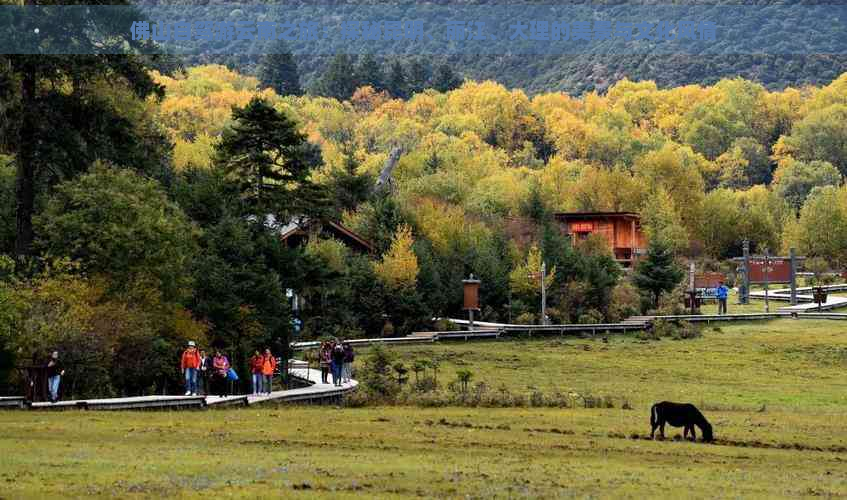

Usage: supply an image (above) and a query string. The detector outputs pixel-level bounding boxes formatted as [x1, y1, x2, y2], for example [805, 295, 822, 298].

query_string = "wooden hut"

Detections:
[554, 212, 646, 267]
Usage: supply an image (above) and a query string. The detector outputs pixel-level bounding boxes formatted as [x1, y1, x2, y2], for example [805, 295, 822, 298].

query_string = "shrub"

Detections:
[515, 312, 537, 325]
[608, 281, 642, 322]
[359, 344, 400, 401]
[675, 321, 702, 340]
[455, 369, 473, 393]
[577, 309, 604, 325]
[651, 318, 678, 338]
[414, 375, 438, 392]
[530, 390, 545, 407]
[656, 283, 687, 316]
[392, 362, 409, 385]
[343, 389, 369, 407]
[433, 318, 458, 331]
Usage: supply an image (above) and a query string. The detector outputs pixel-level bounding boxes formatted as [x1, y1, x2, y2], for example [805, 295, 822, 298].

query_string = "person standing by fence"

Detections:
[716, 281, 729, 315]
[45, 351, 64, 403]
[250, 350, 263, 395]
[319, 342, 331, 384]
[262, 348, 276, 395]
[331, 342, 345, 387]
[180, 341, 201, 396]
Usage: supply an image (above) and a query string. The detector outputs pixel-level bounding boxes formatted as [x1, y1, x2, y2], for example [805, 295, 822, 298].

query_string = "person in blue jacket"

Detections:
[716, 281, 729, 315]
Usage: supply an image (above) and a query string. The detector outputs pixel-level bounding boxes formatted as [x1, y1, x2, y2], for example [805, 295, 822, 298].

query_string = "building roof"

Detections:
[554, 212, 641, 220]
[274, 215, 374, 253]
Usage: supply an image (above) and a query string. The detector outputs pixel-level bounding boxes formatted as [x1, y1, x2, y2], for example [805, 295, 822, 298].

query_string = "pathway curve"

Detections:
[23, 361, 357, 411]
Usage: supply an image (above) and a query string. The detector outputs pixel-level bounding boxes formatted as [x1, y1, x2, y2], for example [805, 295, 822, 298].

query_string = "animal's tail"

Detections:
[650, 403, 657, 428]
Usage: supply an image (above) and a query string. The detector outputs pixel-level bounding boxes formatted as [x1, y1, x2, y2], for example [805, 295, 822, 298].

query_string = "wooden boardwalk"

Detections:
[15, 362, 356, 411]
[748, 283, 847, 312]
[13, 303, 847, 410]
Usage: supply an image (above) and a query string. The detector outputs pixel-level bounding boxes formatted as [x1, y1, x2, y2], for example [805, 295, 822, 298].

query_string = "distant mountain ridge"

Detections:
[143, 0, 847, 93]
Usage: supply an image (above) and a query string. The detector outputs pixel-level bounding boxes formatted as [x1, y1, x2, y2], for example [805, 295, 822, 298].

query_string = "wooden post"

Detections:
[463, 275, 481, 332]
[764, 248, 770, 313]
[541, 261, 547, 326]
[631, 218, 637, 265]
[741, 239, 750, 305]
[688, 261, 697, 314]
[789, 247, 798, 306]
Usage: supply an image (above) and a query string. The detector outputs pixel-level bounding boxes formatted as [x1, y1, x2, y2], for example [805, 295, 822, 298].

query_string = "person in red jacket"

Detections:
[180, 341, 201, 396]
[261, 348, 277, 395]
[250, 350, 264, 395]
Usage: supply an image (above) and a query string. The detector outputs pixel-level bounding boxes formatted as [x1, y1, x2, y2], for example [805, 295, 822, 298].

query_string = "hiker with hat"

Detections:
[180, 341, 201, 396]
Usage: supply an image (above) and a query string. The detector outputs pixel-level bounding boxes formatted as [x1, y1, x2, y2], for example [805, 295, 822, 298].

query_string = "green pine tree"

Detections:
[355, 54, 385, 91]
[632, 240, 684, 309]
[406, 58, 431, 96]
[386, 60, 408, 99]
[327, 153, 374, 215]
[432, 63, 462, 93]
[214, 97, 326, 219]
[257, 40, 302, 96]
[315, 54, 359, 101]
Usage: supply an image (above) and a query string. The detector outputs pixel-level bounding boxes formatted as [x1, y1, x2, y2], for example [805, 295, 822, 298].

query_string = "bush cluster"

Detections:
[638, 319, 702, 341]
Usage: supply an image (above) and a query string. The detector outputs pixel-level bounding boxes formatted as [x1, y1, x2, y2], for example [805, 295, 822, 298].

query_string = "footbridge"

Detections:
[11, 361, 356, 411]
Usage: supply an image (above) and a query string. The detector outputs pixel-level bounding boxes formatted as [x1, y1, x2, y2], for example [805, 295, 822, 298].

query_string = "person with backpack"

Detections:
[261, 348, 277, 395]
[180, 341, 201, 396]
[342, 342, 355, 383]
[331, 341, 345, 387]
[250, 350, 264, 395]
[212, 350, 231, 397]
[45, 351, 64, 403]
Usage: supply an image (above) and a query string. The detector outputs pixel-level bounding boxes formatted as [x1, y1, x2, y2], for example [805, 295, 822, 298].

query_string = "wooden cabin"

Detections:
[554, 212, 646, 267]
[277, 217, 374, 254]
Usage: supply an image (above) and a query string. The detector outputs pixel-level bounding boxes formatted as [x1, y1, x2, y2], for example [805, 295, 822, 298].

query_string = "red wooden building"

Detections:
[554, 212, 647, 267]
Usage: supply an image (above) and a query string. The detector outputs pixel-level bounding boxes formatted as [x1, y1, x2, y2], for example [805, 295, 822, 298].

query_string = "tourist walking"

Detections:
[716, 281, 729, 315]
[262, 348, 276, 395]
[45, 351, 64, 403]
[250, 350, 263, 395]
[180, 341, 201, 396]
[342, 342, 354, 383]
[319, 342, 331, 384]
[198, 349, 210, 395]
[331, 341, 345, 387]
[212, 350, 231, 397]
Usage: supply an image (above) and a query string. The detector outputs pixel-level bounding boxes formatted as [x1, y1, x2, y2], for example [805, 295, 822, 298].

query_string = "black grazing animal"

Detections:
[650, 401, 714, 442]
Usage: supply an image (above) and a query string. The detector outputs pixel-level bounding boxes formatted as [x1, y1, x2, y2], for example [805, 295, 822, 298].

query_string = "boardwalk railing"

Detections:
[12, 359, 357, 411]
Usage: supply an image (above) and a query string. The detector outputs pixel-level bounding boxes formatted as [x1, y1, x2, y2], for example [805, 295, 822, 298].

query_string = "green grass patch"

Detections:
[358, 319, 847, 411]
[4, 319, 847, 498]
[2, 405, 846, 498]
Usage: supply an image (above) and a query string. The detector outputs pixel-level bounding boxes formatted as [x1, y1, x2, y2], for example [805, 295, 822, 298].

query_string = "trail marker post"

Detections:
[462, 274, 481, 331]
[789, 247, 798, 306]
[741, 239, 750, 305]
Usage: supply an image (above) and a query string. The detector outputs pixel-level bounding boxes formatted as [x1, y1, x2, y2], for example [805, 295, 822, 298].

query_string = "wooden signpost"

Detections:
[733, 243, 803, 307]
[462, 275, 481, 330]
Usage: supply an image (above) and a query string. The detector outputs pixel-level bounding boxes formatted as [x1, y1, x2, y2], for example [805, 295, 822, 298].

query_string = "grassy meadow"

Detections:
[3, 319, 847, 498]
[364, 319, 847, 411]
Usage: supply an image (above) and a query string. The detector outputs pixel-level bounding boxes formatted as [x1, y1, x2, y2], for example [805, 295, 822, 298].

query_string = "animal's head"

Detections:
[701, 422, 714, 442]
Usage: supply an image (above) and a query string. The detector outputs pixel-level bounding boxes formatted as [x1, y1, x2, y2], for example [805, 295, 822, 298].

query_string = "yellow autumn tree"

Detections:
[509, 244, 556, 297]
[373, 224, 419, 290]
